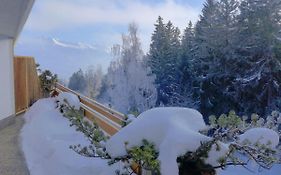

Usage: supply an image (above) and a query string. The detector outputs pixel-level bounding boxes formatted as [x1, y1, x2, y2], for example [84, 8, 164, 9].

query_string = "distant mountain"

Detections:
[15, 37, 111, 80]
[52, 38, 97, 50]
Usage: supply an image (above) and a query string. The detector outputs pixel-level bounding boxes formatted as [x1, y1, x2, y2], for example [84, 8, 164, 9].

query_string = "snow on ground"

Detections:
[21, 98, 118, 175]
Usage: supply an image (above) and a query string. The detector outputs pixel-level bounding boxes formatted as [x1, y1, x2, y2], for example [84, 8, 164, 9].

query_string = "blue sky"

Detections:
[15, 0, 205, 79]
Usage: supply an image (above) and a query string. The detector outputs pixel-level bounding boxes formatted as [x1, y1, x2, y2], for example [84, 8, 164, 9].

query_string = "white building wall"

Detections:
[0, 38, 15, 120]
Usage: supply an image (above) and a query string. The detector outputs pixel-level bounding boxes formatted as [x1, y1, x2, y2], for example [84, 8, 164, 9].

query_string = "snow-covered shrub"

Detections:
[176, 140, 218, 175]
[106, 107, 231, 175]
[205, 111, 281, 170]
[56, 97, 159, 175]
[56, 97, 109, 158]
[125, 139, 160, 174]
[106, 108, 280, 175]
[55, 95, 281, 175]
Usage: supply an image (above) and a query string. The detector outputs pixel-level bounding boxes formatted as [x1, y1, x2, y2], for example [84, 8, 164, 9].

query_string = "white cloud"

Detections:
[26, 0, 201, 32]
[19, 0, 202, 63]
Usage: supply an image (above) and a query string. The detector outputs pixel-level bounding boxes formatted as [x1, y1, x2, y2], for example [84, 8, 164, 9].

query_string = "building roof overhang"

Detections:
[0, 0, 34, 39]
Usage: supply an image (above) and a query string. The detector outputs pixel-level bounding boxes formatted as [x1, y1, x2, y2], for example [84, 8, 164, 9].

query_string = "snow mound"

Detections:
[21, 98, 116, 175]
[239, 128, 279, 148]
[125, 114, 137, 125]
[20, 98, 281, 175]
[56, 92, 80, 109]
[106, 107, 228, 175]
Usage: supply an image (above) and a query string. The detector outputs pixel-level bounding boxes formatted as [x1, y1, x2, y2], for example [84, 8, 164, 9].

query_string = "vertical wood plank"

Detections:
[14, 56, 41, 113]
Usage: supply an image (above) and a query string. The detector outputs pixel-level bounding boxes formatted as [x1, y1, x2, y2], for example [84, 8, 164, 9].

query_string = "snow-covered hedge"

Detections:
[57, 94, 280, 175]
[107, 107, 228, 175]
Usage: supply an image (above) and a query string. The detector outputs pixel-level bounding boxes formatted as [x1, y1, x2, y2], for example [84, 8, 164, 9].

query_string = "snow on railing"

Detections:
[55, 83, 126, 136]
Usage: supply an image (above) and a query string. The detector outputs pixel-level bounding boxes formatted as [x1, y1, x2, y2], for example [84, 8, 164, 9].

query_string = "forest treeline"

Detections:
[68, 0, 281, 118]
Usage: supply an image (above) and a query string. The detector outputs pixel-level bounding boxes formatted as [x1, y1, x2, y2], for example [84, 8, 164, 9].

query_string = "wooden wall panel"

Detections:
[14, 56, 41, 113]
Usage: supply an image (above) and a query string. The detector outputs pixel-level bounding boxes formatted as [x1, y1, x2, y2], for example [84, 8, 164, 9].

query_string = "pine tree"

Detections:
[148, 17, 181, 106]
[194, 0, 231, 116]
[191, 0, 244, 117]
[234, 0, 281, 115]
[195, 0, 220, 75]
[178, 21, 198, 107]
[148, 16, 167, 78]
[217, 0, 239, 72]
[163, 21, 181, 105]
[68, 69, 87, 93]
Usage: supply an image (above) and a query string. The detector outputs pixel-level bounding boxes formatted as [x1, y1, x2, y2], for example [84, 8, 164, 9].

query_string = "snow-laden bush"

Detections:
[56, 95, 280, 175]
[206, 111, 281, 170]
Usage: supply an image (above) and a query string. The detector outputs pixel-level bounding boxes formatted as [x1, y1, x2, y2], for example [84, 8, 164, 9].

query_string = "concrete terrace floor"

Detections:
[0, 115, 29, 175]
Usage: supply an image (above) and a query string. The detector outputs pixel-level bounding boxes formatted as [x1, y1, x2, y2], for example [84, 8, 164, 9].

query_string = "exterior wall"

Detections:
[0, 38, 15, 120]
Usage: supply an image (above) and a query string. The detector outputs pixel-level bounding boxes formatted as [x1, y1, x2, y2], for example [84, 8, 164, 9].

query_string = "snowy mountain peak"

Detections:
[52, 38, 97, 50]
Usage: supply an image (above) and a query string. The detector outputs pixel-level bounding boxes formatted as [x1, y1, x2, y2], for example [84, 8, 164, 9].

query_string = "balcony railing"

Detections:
[55, 83, 126, 136]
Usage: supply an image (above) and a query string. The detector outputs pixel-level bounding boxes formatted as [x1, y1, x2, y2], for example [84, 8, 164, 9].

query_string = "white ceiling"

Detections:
[0, 0, 34, 39]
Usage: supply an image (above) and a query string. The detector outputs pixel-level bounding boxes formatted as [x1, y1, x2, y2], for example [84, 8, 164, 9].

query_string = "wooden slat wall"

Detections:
[14, 56, 41, 113]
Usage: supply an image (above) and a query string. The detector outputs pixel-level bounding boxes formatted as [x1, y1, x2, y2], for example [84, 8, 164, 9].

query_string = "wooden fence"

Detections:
[55, 83, 126, 136]
[14, 56, 41, 113]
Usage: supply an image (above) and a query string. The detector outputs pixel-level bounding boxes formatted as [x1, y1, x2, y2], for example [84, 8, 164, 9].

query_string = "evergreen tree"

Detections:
[193, 0, 241, 117]
[68, 69, 86, 93]
[234, 0, 281, 115]
[195, 0, 220, 76]
[217, 0, 239, 72]
[148, 17, 181, 106]
[163, 21, 182, 105]
[178, 21, 198, 107]
[148, 16, 168, 105]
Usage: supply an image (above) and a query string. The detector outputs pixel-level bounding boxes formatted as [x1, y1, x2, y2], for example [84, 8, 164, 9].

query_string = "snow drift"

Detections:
[106, 107, 229, 175]
[239, 127, 279, 148]
[20, 96, 281, 175]
[21, 98, 117, 175]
